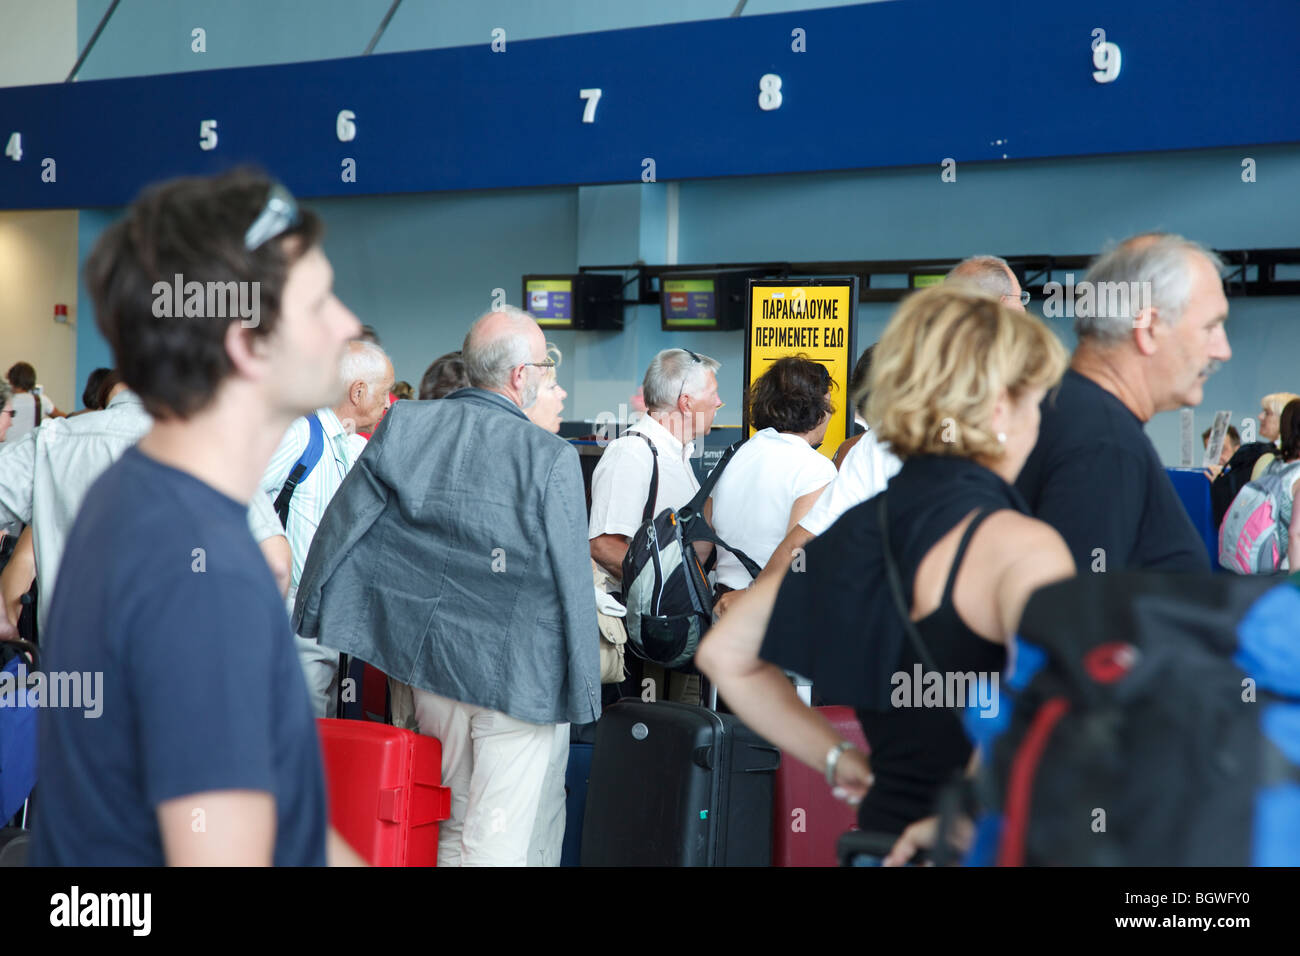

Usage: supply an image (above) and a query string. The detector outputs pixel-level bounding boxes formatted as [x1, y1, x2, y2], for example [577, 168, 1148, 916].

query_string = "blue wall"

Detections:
[72, 0, 1300, 465]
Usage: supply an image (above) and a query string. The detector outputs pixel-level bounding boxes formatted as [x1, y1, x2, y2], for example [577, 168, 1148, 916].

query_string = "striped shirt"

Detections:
[259, 407, 358, 604]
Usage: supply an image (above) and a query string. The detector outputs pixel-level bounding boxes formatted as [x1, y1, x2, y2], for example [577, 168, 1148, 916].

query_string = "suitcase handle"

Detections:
[377, 784, 451, 827]
[837, 829, 929, 866]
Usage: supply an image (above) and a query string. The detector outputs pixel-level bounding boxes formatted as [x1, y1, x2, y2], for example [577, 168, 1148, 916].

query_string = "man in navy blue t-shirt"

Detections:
[1016, 233, 1231, 573]
[31, 169, 365, 866]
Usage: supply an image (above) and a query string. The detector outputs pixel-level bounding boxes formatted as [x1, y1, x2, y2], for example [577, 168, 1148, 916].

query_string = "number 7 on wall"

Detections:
[579, 88, 602, 124]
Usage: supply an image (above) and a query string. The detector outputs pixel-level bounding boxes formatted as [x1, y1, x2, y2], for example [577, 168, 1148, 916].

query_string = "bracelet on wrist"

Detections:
[825, 740, 856, 786]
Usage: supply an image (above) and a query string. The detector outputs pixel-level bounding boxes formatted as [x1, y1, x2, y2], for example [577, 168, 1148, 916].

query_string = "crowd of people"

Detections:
[2, 165, 1286, 868]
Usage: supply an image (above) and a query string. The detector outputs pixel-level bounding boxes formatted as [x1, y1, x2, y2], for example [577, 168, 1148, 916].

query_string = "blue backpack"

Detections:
[272, 414, 325, 529]
[961, 573, 1300, 866]
[0, 640, 38, 826]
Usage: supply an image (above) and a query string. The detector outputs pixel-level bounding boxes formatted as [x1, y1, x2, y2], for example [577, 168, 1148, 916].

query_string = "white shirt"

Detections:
[4, 391, 55, 445]
[589, 413, 700, 542]
[798, 427, 902, 536]
[260, 407, 358, 601]
[710, 428, 837, 589]
[0, 390, 283, 627]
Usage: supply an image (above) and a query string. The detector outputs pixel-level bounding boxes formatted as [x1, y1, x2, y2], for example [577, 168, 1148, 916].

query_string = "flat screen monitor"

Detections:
[661, 277, 719, 329]
[521, 273, 623, 330]
[909, 272, 946, 289]
[658, 270, 759, 331]
[525, 277, 575, 328]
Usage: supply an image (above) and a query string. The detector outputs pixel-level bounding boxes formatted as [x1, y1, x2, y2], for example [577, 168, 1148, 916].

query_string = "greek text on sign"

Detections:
[746, 279, 856, 461]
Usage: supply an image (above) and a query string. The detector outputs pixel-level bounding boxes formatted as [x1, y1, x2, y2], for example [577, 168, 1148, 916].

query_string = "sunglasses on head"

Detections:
[244, 183, 302, 252]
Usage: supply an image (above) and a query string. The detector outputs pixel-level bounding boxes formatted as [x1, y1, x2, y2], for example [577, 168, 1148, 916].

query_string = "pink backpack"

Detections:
[1217, 460, 1300, 573]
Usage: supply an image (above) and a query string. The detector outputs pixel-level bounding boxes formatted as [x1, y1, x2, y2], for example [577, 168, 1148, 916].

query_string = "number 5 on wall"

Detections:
[199, 119, 218, 151]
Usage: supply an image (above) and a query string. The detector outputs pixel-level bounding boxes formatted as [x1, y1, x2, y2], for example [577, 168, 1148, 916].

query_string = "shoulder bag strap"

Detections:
[632, 432, 660, 523]
[878, 493, 940, 673]
[273, 414, 326, 529]
[878, 493, 997, 732]
[681, 438, 746, 517]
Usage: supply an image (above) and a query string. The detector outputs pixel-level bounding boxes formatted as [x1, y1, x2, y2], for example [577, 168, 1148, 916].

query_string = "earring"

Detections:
[997, 432, 1007, 444]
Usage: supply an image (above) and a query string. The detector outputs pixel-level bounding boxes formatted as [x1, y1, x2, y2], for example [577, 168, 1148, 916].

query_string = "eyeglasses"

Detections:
[244, 183, 302, 252]
[523, 359, 556, 370]
[1004, 290, 1031, 306]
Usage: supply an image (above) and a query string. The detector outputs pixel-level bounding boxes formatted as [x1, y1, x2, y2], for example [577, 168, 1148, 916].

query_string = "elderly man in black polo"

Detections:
[294, 305, 599, 867]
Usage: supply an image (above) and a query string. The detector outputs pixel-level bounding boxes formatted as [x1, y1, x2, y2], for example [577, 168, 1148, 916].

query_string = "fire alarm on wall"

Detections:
[53, 304, 68, 323]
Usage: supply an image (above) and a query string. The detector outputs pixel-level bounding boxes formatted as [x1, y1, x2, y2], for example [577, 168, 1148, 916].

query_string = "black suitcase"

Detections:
[580, 699, 780, 866]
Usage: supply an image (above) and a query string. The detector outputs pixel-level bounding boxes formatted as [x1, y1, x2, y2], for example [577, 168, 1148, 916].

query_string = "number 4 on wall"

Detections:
[5, 132, 21, 161]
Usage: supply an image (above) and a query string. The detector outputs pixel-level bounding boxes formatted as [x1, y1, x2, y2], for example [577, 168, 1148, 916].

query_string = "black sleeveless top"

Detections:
[760, 455, 1028, 834]
[855, 508, 1007, 834]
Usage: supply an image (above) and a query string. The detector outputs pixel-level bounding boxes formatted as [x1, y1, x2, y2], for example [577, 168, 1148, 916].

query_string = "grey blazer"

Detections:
[293, 389, 600, 725]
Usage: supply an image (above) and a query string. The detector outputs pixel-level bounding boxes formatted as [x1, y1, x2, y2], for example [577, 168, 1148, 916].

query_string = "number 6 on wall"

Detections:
[336, 110, 357, 142]
[579, 88, 602, 123]
[199, 119, 218, 151]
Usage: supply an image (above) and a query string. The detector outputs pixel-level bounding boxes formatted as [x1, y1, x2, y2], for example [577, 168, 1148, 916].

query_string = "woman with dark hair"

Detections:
[81, 368, 113, 410]
[707, 355, 838, 607]
[69, 368, 124, 416]
[1271, 399, 1300, 567]
[418, 351, 470, 400]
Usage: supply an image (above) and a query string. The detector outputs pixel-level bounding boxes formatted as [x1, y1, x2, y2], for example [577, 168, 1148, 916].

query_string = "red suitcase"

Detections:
[316, 718, 451, 866]
[771, 705, 870, 867]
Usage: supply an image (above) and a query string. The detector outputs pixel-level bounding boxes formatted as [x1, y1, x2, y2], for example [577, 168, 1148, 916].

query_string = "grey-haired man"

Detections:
[1016, 233, 1230, 571]
[295, 306, 599, 866]
[588, 347, 723, 703]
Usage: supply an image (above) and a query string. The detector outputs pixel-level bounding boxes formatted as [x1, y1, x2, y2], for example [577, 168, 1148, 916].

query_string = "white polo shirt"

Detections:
[588, 413, 700, 542]
[710, 428, 837, 589]
[798, 427, 902, 537]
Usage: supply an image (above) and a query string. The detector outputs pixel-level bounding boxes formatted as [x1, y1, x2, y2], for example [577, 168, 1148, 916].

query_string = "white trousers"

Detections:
[411, 687, 566, 867]
[527, 722, 570, 867]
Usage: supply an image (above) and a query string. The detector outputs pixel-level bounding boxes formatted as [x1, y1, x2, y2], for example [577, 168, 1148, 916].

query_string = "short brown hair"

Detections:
[747, 355, 834, 433]
[6, 362, 35, 392]
[419, 351, 470, 400]
[866, 285, 1067, 459]
[86, 167, 322, 420]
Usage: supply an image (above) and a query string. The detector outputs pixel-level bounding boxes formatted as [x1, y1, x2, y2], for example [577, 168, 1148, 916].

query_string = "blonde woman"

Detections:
[696, 285, 1075, 859]
[525, 343, 567, 433]
[1251, 391, 1300, 480]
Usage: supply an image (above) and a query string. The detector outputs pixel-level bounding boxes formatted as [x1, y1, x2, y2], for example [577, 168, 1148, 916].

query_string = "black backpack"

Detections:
[1211, 440, 1275, 528]
[966, 572, 1300, 866]
[620, 437, 761, 669]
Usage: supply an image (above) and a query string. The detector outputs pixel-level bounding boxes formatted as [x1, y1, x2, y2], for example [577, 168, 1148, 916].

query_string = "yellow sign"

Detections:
[745, 279, 856, 461]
